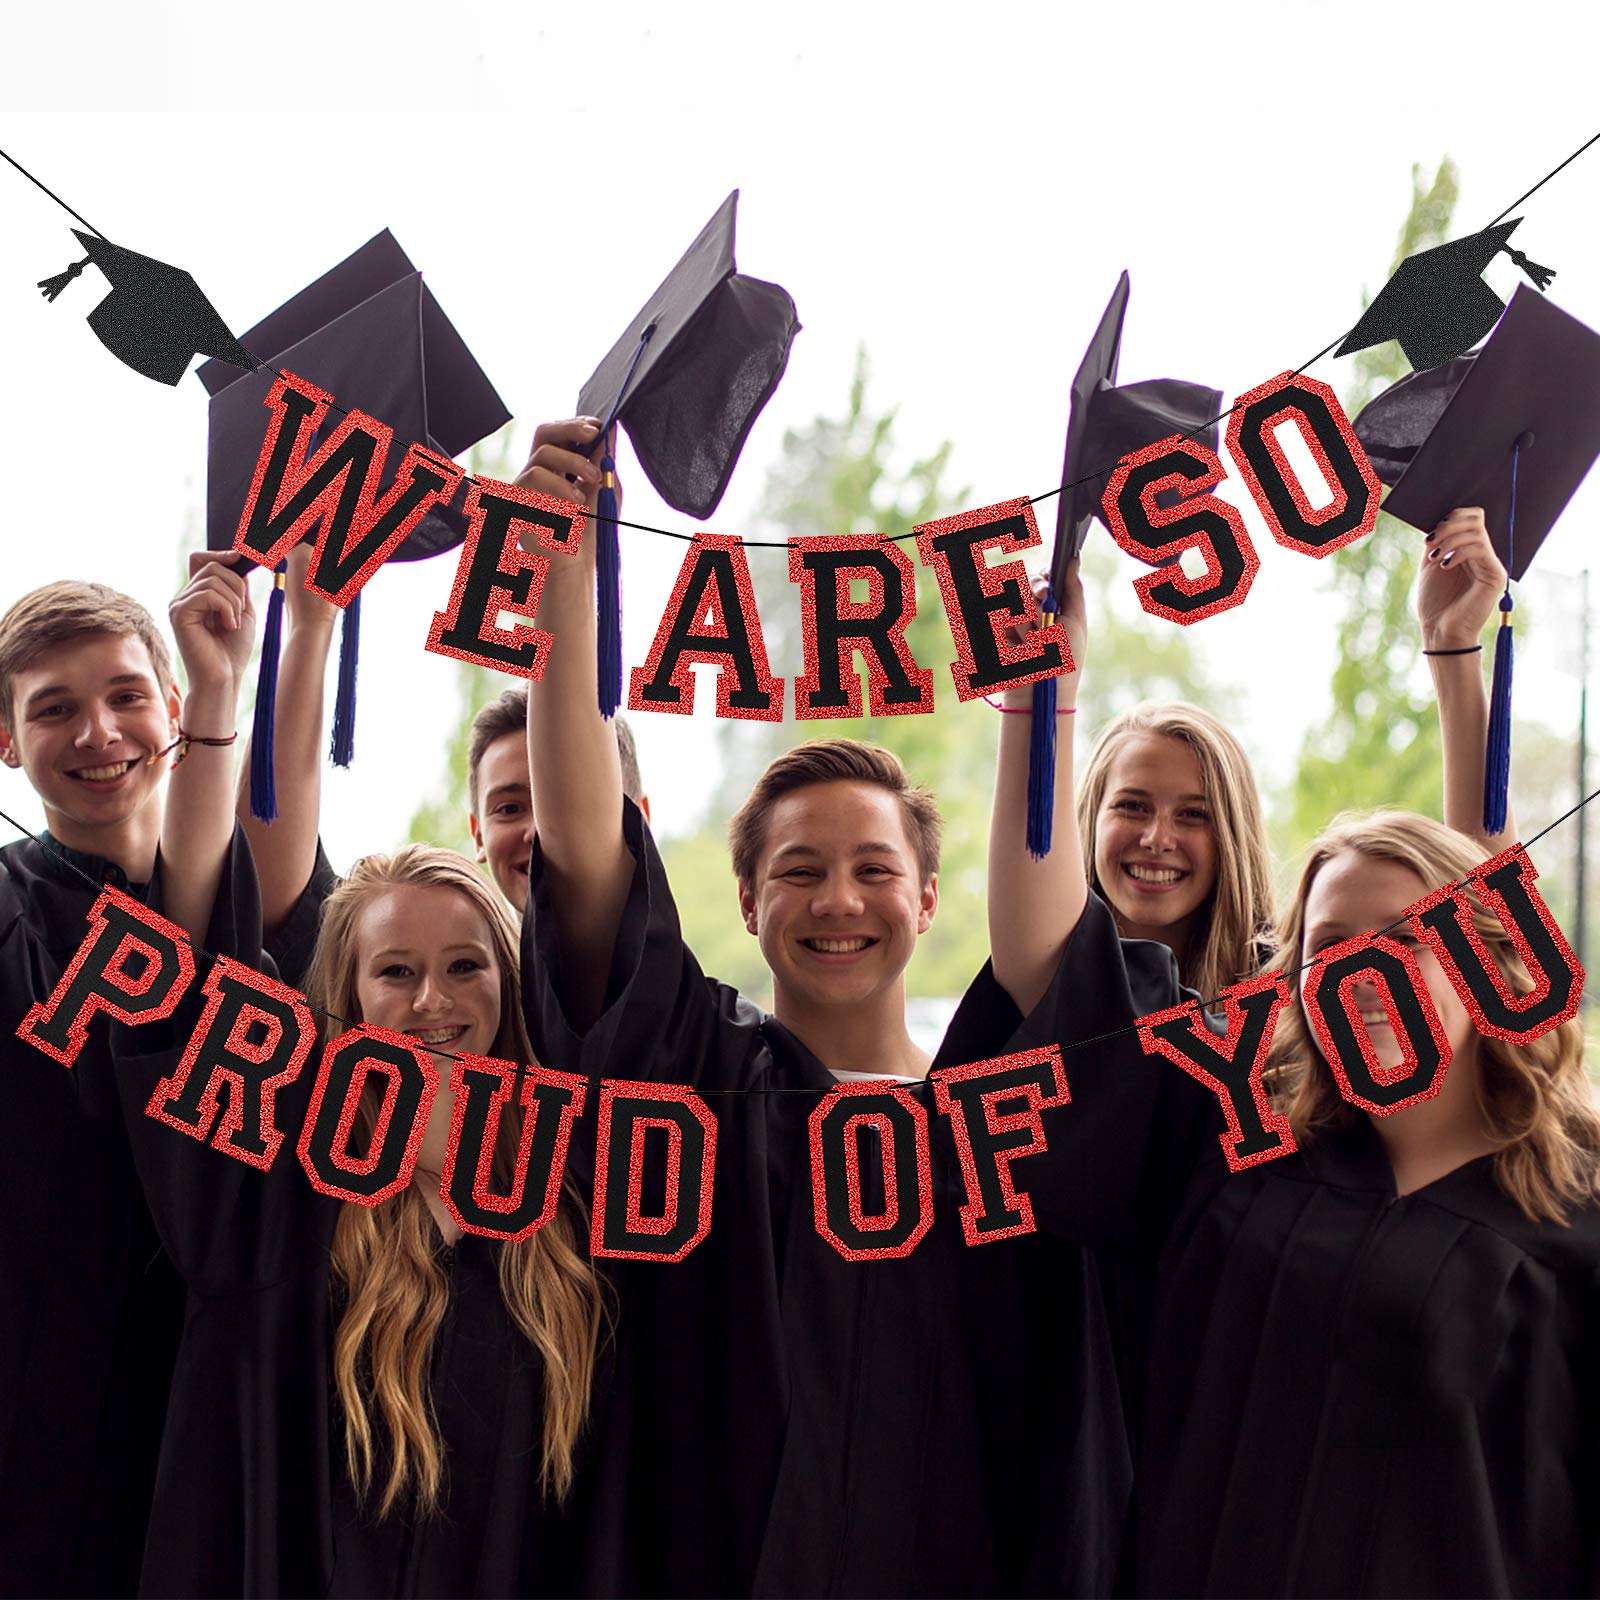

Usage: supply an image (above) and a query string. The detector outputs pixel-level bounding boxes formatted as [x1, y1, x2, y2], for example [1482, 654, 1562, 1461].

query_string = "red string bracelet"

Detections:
[147, 729, 239, 768]
[981, 695, 1076, 715]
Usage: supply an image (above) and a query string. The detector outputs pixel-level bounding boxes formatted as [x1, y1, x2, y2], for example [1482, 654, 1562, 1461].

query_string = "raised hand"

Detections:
[514, 417, 618, 554]
[1417, 507, 1506, 651]
[169, 550, 257, 700]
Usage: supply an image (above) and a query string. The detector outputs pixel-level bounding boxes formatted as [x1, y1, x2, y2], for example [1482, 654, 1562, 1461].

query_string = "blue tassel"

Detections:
[1483, 594, 1514, 835]
[596, 451, 623, 718]
[1024, 586, 1060, 860]
[1026, 672, 1057, 859]
[330, 590, 360, 767]
[249, 562, 287, 822]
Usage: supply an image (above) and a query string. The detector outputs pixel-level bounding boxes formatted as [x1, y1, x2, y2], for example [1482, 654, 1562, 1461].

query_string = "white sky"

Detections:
[4, 0, 1600, 866]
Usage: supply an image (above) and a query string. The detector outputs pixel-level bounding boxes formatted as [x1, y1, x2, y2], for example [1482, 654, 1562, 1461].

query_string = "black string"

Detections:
[0, 145, 104, 238]
[1487, 128, 1600, 227]
[6, 124, 1595, 557]
[4, 788, 1594, 1098]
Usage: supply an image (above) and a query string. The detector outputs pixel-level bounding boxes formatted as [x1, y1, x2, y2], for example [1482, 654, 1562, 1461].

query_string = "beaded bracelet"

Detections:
[148, 729, 240, 767]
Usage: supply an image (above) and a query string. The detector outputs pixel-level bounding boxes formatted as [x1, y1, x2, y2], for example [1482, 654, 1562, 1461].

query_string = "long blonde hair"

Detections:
[1076, 702, 1275, 998]
[1268, 811, 1600, 1223]
[302, 846, 605, 1517]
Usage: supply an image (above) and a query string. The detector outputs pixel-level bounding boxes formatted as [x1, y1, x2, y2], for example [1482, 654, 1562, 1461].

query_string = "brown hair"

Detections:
[303, 846, 606, 1517]
[466, 684, 643, 813]
[1268, 811, 1600, 1224]
[727, 739, 942, 889]
[0, 581, 174, 727]
[1076, 702, 1275, 998]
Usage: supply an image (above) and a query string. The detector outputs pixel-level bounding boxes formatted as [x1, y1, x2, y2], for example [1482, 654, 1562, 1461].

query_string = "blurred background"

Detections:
[3, 0, 1598, 1035]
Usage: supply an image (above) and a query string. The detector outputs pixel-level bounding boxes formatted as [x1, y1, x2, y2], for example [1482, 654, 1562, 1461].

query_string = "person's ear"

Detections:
[0, 722, 20, 771]
[165, 680, 182, 737]
[739, 881, 758, 935]
[467, 813, 488, 864]
[638, 792, 652, 827]
[917, 872, 938, 934]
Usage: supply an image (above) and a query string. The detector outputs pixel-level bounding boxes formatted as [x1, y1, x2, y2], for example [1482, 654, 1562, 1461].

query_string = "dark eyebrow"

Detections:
[24, 672, 155, 710]
[770, 841, 902, 863]
[484, 783, 531, 805]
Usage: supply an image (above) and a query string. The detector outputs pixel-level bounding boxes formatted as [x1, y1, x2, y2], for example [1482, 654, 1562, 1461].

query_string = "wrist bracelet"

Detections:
[1422, 644, 1483, 657]
[149, 729, 239, 767]
[981, 695, 1077, 715]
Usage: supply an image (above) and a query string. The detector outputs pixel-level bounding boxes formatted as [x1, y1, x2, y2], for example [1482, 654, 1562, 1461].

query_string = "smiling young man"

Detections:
[0, 572, 236, 1596]
[509, 418, 1135, 1599]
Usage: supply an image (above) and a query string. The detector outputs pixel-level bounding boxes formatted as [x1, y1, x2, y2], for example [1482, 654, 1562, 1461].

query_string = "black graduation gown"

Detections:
[111, 835, 568, 1597]
[949, 948, 1600, 1597]
[520, 797, 1134, 1598]
[261, 838, 339, 993]
[0, 834, 184, 1598]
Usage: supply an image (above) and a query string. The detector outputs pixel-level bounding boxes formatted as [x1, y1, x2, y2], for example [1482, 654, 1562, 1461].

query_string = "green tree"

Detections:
[659, 349, 1229, 1005]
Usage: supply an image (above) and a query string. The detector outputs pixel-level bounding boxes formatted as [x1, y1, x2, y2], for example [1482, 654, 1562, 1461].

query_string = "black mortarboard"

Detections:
[38, 229, 256, 386]
[1356, 286, 1600, 831]
[575, 190, 800, 715]
[1053, 271, 1223, 589]
[197, 232, 510, 819]
[1025, 273, 1222, 857]
[1335, 219, 1556, 373]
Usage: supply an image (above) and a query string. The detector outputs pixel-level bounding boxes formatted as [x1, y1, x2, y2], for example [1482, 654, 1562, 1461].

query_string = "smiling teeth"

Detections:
[805, 937, 872, 953]
[1359, 1011, 1389, 1026]
[1127, 864, 1183, 884]
[71, 761, 134, 781]
[409, 1026, 467, 1045]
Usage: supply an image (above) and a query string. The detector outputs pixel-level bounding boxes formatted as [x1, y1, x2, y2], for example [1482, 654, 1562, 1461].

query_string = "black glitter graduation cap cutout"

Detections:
[38, 229, 256, 386]
[1355, 285, 1600, 832]
[1336, 219, 1555, 373]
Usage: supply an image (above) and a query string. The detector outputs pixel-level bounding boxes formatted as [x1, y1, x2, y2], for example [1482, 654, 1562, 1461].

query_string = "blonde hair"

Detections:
[1076, 702, 1274, 997]
[1268, 811, 1600, 1224]
[302, 846, 605, 1517]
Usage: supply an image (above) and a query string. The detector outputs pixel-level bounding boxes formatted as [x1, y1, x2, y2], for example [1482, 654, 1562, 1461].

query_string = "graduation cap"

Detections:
[1025, 273, 1223, 857]
[1335, 219, 1556, 373]
[575, 190, 800, 716]
[197, 231, 510, 819]
[38, 229, 256, 386]
[1354, 285, 1600, 833]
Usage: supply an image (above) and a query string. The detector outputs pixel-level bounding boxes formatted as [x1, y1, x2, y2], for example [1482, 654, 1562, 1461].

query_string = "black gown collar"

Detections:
[38, 829, 146, 898]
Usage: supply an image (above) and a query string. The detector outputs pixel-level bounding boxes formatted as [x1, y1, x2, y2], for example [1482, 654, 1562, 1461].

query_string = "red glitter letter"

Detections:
[144, 955, 316, 1170]
[808, 1081, 934, 1260]
[931, 1046, 1070, 1245]
[1407, 844, 1583, 1044]
[1304, 934, 1453, 1116]
[1101, 436, 1259, 624]
[789, 535, 934, 719]
[1225, 371, 1380, 558]
[440, 1056, 588, 1242]
[17, 887, 195, 1067]
[628, 534, 783, 719]
[914, 499, 1073, 700]
[296, 1026, 438, 1205]
[235, 369, 463, 601]
[425, 478, 584, 678]
[591, 1080, 717, 1261]
[1135, 973, 1295, 1173]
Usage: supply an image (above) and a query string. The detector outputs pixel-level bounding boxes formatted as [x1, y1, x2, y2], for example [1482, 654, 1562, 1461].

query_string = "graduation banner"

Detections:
[15, 836, 1582, 1258]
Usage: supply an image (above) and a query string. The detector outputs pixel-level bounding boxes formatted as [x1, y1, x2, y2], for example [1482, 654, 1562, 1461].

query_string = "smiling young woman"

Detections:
[1075, 701, 1275, 998]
